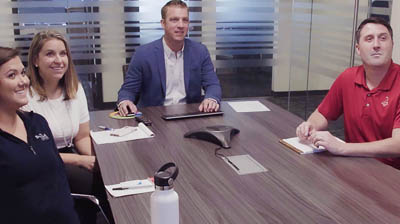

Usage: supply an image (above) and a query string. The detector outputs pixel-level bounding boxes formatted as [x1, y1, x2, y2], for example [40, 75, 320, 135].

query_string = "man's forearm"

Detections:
[307, 109, 329, 131]
[340, 129, 400, 157]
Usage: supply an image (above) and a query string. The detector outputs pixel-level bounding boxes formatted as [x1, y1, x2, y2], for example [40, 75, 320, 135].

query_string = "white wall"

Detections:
[392, 1, 400, 64]
[0, 1, 15, 47]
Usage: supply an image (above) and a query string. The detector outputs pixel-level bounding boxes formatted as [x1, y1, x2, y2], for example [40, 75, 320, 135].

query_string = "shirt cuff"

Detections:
[117, 100, 130, 108]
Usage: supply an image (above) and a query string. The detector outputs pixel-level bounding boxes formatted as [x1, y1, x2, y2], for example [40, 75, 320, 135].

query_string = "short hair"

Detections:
[356, 17, 393, 43]
[28, 30, 78, 101]
[161, 0, 188, 19]
[0, 47, 19, 67]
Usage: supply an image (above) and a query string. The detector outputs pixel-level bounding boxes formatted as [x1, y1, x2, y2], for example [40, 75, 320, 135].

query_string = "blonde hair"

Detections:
[161, 0, 188, 19]
[28, 30, 78, 101]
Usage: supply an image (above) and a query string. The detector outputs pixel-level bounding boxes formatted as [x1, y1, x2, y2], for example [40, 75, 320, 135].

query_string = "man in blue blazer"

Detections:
[118, 0, 222, 116]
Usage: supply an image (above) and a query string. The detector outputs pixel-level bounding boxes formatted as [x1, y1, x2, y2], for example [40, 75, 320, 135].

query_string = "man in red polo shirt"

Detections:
[296, 17, 400, 169]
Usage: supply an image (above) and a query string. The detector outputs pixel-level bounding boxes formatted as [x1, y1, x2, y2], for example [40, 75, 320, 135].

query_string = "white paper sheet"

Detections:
[90, 122, 154, 144]
[105, 179, 155, 197]
[227, 101, 270, 112]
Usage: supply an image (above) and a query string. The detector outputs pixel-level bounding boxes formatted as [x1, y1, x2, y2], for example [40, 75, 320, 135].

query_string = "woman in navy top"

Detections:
[0, 46, 79, 223]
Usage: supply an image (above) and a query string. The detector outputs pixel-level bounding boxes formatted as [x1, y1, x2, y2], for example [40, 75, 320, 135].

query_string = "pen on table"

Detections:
[226, 158, 240, 171]
[112, 187, 146, 191]
[98, 125, 113, 131]
[112, 187, 131, 190]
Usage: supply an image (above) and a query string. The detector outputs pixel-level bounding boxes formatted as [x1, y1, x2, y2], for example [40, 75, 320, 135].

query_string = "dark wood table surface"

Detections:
[90, 99, 400, 224]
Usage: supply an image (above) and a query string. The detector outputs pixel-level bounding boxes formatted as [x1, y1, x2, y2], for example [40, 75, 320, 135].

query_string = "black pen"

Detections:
[112, 187, 132, 190]
[226, 158, 240, 171]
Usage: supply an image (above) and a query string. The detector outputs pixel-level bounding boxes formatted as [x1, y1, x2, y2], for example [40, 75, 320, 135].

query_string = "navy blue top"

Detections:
[0, 111, 79, 224]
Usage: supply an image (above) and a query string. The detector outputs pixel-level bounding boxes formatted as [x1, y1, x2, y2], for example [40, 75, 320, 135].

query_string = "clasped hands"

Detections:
[118, 98, 220, 116]
[296, 121, 345, 155]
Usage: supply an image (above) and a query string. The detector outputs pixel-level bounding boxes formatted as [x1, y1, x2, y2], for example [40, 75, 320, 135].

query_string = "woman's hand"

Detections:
[77, 155, 96, 171]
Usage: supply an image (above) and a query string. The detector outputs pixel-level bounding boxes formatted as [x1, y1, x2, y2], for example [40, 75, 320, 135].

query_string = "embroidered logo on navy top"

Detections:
[381, 96, 389, 107]
[35, 133, 49, 141]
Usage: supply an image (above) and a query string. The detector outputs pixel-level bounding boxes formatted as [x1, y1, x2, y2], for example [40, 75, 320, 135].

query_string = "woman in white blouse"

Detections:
[23, 30, 111, 223]
[24, 29, 94, 181]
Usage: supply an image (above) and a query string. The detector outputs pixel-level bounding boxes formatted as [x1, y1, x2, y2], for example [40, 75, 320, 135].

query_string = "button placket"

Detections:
[362, 92, 372, 117]
[366, 92, 372, 107]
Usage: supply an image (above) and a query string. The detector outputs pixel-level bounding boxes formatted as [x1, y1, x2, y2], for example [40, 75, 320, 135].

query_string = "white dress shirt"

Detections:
[163, 38, 187, 106]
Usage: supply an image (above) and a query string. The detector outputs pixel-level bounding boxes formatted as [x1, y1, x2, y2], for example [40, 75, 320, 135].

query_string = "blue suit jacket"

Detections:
[118, 38, 222, 107]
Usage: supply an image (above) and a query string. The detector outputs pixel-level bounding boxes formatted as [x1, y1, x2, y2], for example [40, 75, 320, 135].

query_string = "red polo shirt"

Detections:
[318, 61, 400, 169]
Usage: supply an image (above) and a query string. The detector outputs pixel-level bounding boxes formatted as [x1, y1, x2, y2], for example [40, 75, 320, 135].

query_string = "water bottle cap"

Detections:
[154, 162, 179, 188]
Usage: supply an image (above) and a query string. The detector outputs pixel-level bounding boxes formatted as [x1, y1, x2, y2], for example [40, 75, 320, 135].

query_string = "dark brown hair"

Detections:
[28, 30, 78, 101]
[161, 0, 188, 19]
[356, 17, 393, 43]
[0, 47, 19, 67]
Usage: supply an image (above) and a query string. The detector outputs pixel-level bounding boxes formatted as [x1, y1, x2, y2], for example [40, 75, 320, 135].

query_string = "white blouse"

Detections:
[23, 84, 90, 149]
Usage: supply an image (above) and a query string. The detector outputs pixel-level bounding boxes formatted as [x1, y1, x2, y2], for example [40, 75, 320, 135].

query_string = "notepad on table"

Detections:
[90, 122, 155, 144]
[279, 137, 326, 154]
[279, 137, 345, 154]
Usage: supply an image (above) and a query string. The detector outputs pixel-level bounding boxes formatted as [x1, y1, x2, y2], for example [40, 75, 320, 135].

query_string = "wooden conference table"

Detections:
[90, 98, 400, 224]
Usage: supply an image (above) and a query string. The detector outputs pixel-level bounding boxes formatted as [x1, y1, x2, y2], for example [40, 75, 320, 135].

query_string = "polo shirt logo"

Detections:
[35, 133, 49, 141]
[381, 96, 389, 107]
